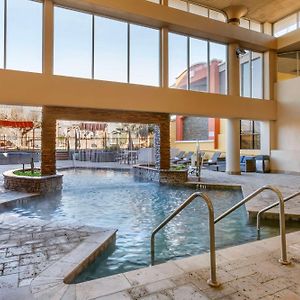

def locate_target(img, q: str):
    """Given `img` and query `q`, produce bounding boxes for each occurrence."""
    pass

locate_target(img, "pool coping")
[28,230,300,299]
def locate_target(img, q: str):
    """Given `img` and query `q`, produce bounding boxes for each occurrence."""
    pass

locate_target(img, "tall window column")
[226,43,241,175]
[161,0,168,88]
[260,50,277,155]
[43,0,54,75]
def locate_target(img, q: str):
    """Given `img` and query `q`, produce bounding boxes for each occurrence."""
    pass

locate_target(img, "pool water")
[1,169,299,283]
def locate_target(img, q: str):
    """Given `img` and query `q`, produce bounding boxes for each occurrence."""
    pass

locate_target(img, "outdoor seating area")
[171,150,269,174]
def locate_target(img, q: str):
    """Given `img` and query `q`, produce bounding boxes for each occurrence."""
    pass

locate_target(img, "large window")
[94,16,128,83]
[129,24,160,86]
[240,51,263,99]
[6,0,43,72]
[274,13,298,37]
[54,7,160,86]
[169,32,227,95]
[239,51,262,150]
[240,18,262,32]
[0,0,4,69]
[54,7,93,79]
[240,120,260,150]
[169,32,188,89]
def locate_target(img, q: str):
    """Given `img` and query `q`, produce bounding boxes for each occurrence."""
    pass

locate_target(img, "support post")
[43,0,54,75]
[41,106,56,176]
[226,43,241,174]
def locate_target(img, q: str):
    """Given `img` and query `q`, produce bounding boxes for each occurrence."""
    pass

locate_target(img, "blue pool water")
[1,169,299,283]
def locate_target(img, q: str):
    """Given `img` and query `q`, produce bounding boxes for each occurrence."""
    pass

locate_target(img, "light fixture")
[236,47,247,57]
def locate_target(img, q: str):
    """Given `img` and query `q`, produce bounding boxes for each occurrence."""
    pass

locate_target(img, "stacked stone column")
[41,106,56,176]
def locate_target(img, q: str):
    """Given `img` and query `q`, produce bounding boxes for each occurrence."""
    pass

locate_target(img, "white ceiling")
[192,0,300,23]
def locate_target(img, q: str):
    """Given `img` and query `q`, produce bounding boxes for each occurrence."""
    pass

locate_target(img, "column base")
[226,171,241,175]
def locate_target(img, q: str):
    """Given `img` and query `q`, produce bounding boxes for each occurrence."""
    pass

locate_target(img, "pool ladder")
[150,185,291,288]
[256,190,300,239]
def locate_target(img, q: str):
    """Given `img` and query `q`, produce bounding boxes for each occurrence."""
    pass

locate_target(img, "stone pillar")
[43,0,54,75]
[41,106,56,176]
[154,115,170,170]
[160,119,170,170]
[226,43,241,174]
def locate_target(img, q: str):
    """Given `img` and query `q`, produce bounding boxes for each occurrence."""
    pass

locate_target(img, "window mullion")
[3,0,6,69]
[127,23,130,83]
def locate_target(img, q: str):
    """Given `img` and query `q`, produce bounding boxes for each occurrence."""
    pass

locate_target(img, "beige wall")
[271,77,300,173]
[0,70,277,121]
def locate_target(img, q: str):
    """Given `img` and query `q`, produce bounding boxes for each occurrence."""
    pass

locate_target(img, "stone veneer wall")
[42,106,170,176]
[133,165,188,184]
[3,170,63,194]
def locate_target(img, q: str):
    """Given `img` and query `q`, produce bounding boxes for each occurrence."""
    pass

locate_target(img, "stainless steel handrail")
[257,191,300,238]
[150,192,220,287]
[214,185,290,265]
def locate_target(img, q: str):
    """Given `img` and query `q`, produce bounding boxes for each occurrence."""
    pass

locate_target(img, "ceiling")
[192,0,300,23]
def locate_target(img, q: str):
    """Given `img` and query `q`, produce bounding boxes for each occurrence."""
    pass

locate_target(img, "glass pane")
[241,62,250,97]
[189,4,208,17]
[6,0,43,72]
[274,13,297,37]
[277,52,298,81]
[189,38,208,92]
[240,51,250,97]
[250,21,261,32]
[168,32,188,89]
[252,52,263,99]
[240,18,250,29]
[209,10,226,22]
[168,0,188,11]
[94,16,128,83]
[209,42,227,94]
[0,0,4,69]
[129,24,160,86]
[240,120,253,149]
[54,7,92,79]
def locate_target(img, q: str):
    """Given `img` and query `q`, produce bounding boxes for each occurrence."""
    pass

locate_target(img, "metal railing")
[150,192,220,287]
[214,185,290,265]
[257,191,300,238]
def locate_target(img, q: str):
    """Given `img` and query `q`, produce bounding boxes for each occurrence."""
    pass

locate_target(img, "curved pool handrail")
[214,185,290,265]
[257,191,300,237]
[150,192,220,288]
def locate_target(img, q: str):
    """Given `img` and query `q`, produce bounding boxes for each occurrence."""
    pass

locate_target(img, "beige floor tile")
[124,262,184,286]
[76,274,131,300]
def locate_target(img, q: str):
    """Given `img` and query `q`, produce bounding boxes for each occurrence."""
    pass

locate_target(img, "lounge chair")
[176,151,194,165]
[171,151,186,164]
[203,151,222,166]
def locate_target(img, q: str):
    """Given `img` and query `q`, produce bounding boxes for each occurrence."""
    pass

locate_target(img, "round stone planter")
[3,169,63,194]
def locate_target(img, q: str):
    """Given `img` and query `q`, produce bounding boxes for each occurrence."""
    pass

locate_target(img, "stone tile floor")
[0,214,97,291]
[28,231,300,300]
[193,169,300,220]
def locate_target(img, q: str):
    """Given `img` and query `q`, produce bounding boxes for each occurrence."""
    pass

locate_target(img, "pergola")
[0,120,35,150]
